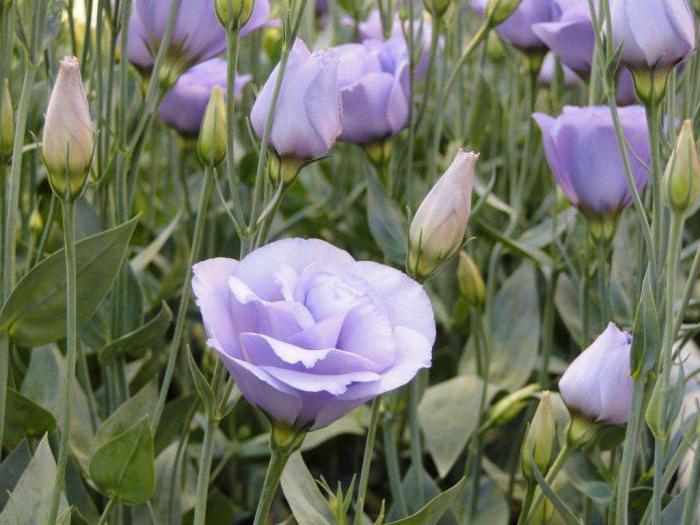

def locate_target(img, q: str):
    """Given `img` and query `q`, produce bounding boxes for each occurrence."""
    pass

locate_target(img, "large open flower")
[192,238,435,430]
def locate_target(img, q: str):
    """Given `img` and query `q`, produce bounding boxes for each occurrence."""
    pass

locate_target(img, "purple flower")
[192,238,435,430]
[533,105,651,217]
[471,0,554,51]
[616,67,637,106]
[559,323,633,425]
[251,40,342,160]
[159,59,251,138]
[334,41,410,144]
[533,0,595,76]
[127,0,270,74]
[538,52,582,87]
[609,0,696,71]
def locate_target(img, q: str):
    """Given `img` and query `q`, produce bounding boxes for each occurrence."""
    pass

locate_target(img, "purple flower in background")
[538,52,582,87]
[159,59,251,137]
[559,323,633,425]
[609,0,696,71]
[192,238,435,430]
[334,41,410,144]
[533,105,650,217]
[471,0,554,51]
[251,40,342,160]
[533,0,595,76]
[127,0,270,74]
[616,67,637,106]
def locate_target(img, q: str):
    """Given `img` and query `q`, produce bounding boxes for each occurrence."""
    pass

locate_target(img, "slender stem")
[644,100,664,281]
[153,167,215,429]
[47,198,78,525]
[516,484,535,525]
[679,440,700,525]
[525,444,572,522]
[613,378,646,525]
[353,397,381,525]
[382,413,407,517]
[193,417,218,525]
[0,333,8,461]
[408,376,424,505]
[597,239,611,322]
[224,30,246,229]
[252,448,293,525]
[97,497,116,525]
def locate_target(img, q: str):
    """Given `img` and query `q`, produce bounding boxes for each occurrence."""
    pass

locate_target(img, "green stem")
[613,378,646,525]
[597,239,611,322]
[525,444,572,522]
[353,397,381,525]
[644,100,664,281]
[679,441,700,525]
[516,484,535,525]
[47,198,78,525]
[0,333,8,461]
[382,412,407,517]
[252,448,294,525]
[224,29,246,230]
[153,167,215,429]
[97,497,116,525]
[408,377,424,505]
[193,417,218,525]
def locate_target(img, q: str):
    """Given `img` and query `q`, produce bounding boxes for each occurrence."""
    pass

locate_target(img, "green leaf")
[475,220,553,269]
[21,347,94,471]
[366,171,407,264]
[90,418,156,505]
[385,477,466,525]
[0,216,139,347]
[280,452,336,525]
[0,442,32,512]
[0,437,68,524]
[99,302,172,366]
[530,456,581,525]
[3,389,56,449]
[630,268,661,379]
[154,395,197,456]
[418,375,496,478]
[186,347,215,416]
[91,382,157,456]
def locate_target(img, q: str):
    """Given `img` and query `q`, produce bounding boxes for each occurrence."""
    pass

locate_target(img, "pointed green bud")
[521,391,556,482]
[1,79,14,160]
[29,207,43,233]
[423,0,451,17]
[486,32,507,63]
[456,251,485,307]
[198,86,227,167]
[663,120,700,215]
[215,0,254,32]
[485,0,523,27]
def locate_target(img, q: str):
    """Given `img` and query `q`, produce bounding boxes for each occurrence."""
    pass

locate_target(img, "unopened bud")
[486,32,507,62]
[198,86,227,167]
[216,0,254,32]
[1,79,14,159]
[485,0,523,27]
[663,120,700,215]
[29,207,43,233]
[42,57,94,200]
[423,0,451,17]
[482,383,540,429]
[521,391,556,482]
[408,150,477,280]
[457,251,485,306]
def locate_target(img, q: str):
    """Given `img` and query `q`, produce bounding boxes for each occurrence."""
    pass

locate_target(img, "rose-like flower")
[533,0,595,76]
[251,40,342,160]
[408,150,477,279]
[559,323,633,425]
[334,41,410,144]
[533,105,651,218]
[192,238,435,430]
[127,0,269,75]
[609,0,696,71]
[538,52,582,87]
[471,0,554,51]
[159,59,251,138]
[42,57,94,198]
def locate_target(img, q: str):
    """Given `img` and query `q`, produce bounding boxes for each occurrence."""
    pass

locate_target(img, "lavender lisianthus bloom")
[609,0,696,71]
[159,59,251,138]
[471,0,554,51]
[192,238,435,430]
[533,0,595,76]
[251,40,342,160]
[334,41,410,144]
[127,0,270,75]
[538,52,582,87]
[559,323,633,425]
[533,105,651,218]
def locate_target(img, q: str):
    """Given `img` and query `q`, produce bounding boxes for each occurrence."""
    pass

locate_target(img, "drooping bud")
[198,86,227,167]
[484,0,524,27]
[42,57,94,200]
[408,150,477,280]
[663,120,700,215]
[216,0,255,32]
[1,79,14,160]
[423,0,451,17]
[521,391,556,482]
[456,251,485,306]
